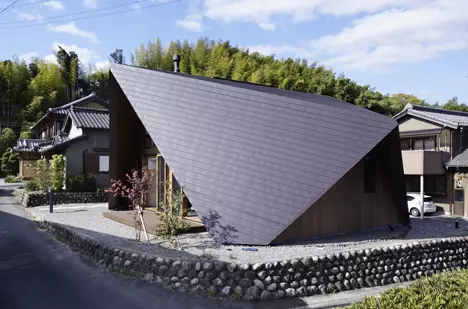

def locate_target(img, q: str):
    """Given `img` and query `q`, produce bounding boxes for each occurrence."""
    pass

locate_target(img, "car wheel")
[410,208,420,217]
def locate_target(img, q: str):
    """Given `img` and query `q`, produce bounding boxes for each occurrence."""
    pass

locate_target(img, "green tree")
[35,158,50,192]
[442,97,468,112]
[55,46,80,102]
[50,154,65,191]
[0,128,17,155]
[0,148,18,176]
[109,49,125,64]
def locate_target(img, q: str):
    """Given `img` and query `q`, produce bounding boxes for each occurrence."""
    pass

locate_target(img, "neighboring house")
[108,62,409,245]
[393,104,468,216]
[14,139,43,179]
[13,93,110,188]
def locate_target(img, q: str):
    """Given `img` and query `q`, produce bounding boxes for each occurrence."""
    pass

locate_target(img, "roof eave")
[395,109,459,129]
[30,108,54,131]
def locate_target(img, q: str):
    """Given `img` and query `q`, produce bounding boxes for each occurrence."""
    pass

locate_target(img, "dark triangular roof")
[110,64,397,245]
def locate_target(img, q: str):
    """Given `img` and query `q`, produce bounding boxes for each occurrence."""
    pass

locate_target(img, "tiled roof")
[49,92,108,114]
[38,134,85,153]
[393,104,468,128]
[446,149,468,167]
[110,63,398,245]
[69,107,109,129]
[30,93,108,130]
[13,139,47,152]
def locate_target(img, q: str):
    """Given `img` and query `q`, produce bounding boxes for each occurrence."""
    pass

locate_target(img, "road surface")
[0,188,316,309]
[0,187,403,309]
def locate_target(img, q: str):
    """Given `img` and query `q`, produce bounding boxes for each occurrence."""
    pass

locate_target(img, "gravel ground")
[26,204,468,263]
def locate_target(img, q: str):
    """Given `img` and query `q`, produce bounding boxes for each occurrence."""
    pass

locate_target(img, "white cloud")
[201,0,417,30]
[50,42,101,65]
[17,12,43,21]
[247,44,314,60]
[44,42,107,71]
[197,0,468,71]
[18,52,38,63]
[44,54,58,64]
[44,0,65,10]
[94,60,111,71]
[176,14,202,32]
[83,0,98,9]
[47,22,99,43]
[311,0,468,71]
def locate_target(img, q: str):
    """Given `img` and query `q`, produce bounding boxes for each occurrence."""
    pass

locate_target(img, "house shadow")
[199,210,239,245]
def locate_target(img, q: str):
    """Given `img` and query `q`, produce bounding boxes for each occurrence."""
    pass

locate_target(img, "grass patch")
[207,290,217,297]
[344,270,468,309]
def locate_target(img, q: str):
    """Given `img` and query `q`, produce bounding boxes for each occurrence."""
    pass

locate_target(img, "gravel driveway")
[26,204,468,263]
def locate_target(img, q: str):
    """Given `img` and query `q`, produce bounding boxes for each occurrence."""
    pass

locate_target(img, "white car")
[407,193,437,217]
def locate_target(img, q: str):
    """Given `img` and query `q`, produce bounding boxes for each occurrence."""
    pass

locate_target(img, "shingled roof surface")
[111,64,398,245]
[393,104,468,129]
[13,139,46,152]
[447,149,468,167]
[69,107,109,129]
[50,92,108,115]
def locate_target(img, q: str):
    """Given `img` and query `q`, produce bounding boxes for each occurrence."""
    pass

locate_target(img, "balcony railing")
[401,150,450,175]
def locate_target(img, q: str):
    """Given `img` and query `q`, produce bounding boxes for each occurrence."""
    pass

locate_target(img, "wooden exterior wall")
[108,73,145,210]
[274,128,409,243]
[19,152,41,179]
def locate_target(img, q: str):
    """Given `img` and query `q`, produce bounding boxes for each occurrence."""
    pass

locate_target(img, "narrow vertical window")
[157,156,166,209]
[364,153,375,193]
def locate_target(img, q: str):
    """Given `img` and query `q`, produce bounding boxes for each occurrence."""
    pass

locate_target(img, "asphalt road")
[0,188,316,309]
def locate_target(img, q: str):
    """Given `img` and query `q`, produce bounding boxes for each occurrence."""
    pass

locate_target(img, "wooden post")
[420,175,424,219]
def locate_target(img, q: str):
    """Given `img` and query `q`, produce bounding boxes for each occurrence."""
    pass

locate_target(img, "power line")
[0,0,156,25]
[0,0,20,16]
[12,0,48,8]
[0,0,183,28]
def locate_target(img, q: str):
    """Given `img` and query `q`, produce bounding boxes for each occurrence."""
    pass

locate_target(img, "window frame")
[98,155,109,172]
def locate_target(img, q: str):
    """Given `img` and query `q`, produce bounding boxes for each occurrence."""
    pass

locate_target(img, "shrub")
[50,154,65,191]
[107,167,155,242]
[67,174,97,192]
[4,175,19,183]
[35,158,50,193]
[1,148,18,176]
[345,269,468,309]
[154,183,188,249]
[25,180,39,192]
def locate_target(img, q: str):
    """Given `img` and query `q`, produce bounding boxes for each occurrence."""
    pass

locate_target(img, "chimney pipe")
[173,54,181,73]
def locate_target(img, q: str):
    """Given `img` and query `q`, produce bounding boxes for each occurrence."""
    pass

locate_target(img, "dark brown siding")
[274,128,409,243]
[84,153,99,173]
[108,73,145,210]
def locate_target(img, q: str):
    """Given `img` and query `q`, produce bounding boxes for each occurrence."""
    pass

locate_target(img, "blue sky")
[0,0,467,104]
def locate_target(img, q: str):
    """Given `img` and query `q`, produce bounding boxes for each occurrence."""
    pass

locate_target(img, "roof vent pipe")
[173,54,181,73]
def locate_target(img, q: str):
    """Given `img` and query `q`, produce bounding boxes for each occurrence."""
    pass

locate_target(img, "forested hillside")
[0,38,466,148]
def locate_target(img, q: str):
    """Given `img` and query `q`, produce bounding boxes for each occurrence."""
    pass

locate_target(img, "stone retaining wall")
[37,219,468,301]
[15,189,108,207]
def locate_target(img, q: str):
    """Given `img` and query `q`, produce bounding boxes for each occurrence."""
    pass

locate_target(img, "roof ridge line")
[411,104,468,116]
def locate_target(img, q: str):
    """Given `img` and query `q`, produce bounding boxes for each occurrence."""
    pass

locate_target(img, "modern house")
[393,104,468,216]
[13,93,110,188]
[108,61,409,245]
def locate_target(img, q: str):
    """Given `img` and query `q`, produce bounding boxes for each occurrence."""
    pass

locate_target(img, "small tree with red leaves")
[107,166,154,242]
